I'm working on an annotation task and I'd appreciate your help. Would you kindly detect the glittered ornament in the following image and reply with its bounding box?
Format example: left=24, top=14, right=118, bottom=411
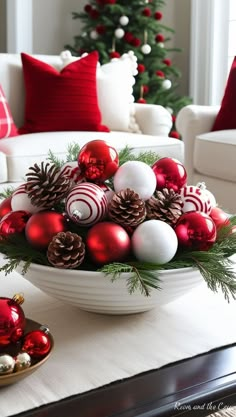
left=86, top=221, right=131, bottom=265
left=25, top=211, right=67, bottom=250
left=14, top=352, right=31, bottom=372
left=0, top=210, right=31, bottom=238
left=0, top=294, right=25, bottom=347
left=113, top=161, right=156, bottom=201
left=78, top=140, right=119, bottom=182
left=179, top=185, right=212, bottom=214
left=66, top=182, right=108, bottom=226
left=0, top=354, right=15, bottom=374
left=22, top=326, right=52, bottom=359
left=210, top=207, right=230, bottom=231
left=152, top=157, right=187, bottom=192
left=132, top=219, right=178, bottom=264
left=0, top=196, right=12, bottom=220
left=175, top=211, right=217, bottom=251
left=11, top=184, right=45, bottom=214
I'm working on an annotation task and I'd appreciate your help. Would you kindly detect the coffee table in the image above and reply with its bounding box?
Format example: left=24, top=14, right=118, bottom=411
left=14, top=342, right=236, bottom=417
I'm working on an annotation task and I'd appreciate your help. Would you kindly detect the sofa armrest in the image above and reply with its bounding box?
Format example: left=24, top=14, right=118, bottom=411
left=0, top=152, right=8, bottom=183
left=134, top=103, right=172, bottom=136
left=176, top=105, right=220, bottom=182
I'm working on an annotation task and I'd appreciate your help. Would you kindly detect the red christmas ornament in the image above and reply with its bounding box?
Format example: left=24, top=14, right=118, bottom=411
left=86, top=221, right=131, bottom=265
left=78, top=139, right=119, bottom=182
left=0, top=210, right=31, bottom=238
left=90, top=9, right=100, bottom=19
left=109, top=51, right=121, bottom=59
left=154, top=11, right=163, bottom=20
left=124, top=32, right=134, bottom=43
left=142, top=7, right=151, bottom=16
left=163, top=58, right=172, bottom=66
left=131, top=38, right=141, bottom=47
left=155, top=33, right=165, bottom=43
left=142, top=85, right=149, bottom=94
left=0, top=196, right=12, bottom=220
left=152, top=157, right=187, bottom=192
left=22, top=327, right=51, bottom=359
left=25, top=211, right=67, bottom=250
left=0, top=294, right=25, bottom=347
left=84, top=4, right=92, bottom=13
left=137, top=63, right=146, bottom=73
left=175, top=211, right=217, bottom=251
left=96, top=24, right=106, bottom=35
left=169, top=130, right=180, bottom=139
left=156, top=70, right=165, bottom=78
left=210, top=207, right=230, bottom=231
left=105, top=0, right=116, bottom=3
left=137, top=98, right=147, bottom=104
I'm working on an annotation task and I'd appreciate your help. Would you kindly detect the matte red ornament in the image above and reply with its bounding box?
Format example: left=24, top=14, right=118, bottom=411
left=22, top=327, right=51, bottom=359
left=154, top=11, right=163, bottom=20
left=175, top=211, right=217, bottom=251
left=0, top=196, right=12, bottom=220
left=137, top=98, right=147, bottom=104
left=86, top=221, right=131, bottom=265
left=137, top=63, right=145, bottom=73
left=78, top=139, right=119, bottom=182
left=169, top=131, right=180, bottom=139
left=0, top=210, right=31, bottom=238
left=156, top=70, right=165, bottom=78
left=25, top=211, right=67, bottom=250
left=155, top=33, right=165, bottom=43
left=0, top=294, right=25, bottom=347
left=210, top=207, right=230, bottom=231
left=152, top=157, right=187, bottom=192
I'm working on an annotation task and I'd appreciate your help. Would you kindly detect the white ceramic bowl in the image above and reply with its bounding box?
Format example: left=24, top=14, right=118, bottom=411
left=16, top=263, right=203, bottom=315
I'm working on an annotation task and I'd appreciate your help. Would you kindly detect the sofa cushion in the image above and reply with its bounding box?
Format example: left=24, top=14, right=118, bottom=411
left=194, top=130, right=236, bottom=181
left=19, top=52, right=109, bottom=134
left=211, top=56, right=236, bottom=131
left=0, top=85, right=18, bottom=139
left=0, top=131, right=184, bottom=182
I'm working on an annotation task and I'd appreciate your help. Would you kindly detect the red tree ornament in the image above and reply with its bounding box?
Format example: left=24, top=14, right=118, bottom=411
left=86, top=221, right=131, bottom=265
left=22, top=327, right=52, bottom=359
left=0, top=210, right=31, bottom=238
left=25, top=211, right=67, bottom=250
left=175, top=211, right=217, bottom=251
left=152, top=157, right=187, bottom=192
left=78, top=140, right=119, bottom=182
left=0, top=294, right=25, bottom=347
left=210, top=207, right=230, bottom=231
left=0, top=196, right=12, bottom=220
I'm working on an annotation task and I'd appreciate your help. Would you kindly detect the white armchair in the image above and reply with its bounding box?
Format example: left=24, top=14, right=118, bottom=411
left=176, top=104, right=236, bottom=213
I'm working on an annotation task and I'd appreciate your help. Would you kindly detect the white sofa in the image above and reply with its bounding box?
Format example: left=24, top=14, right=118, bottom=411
left=176, top=104, right=236, bottom=213
left=0, top=53, right=184, bottom=188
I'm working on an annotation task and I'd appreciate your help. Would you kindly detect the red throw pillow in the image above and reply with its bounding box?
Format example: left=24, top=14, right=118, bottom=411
left=19, top=51, right=109, bottom=134
left=0, top=85, right=19, bottom=139
left=211, top=56, right=236, bottom=131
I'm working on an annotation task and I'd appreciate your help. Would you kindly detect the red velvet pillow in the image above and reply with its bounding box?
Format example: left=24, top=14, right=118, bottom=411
left=0, top=85, right=19, bottom=139
left=211, top=56, right=236, bottom=131
left=19, top=51, right=109, bottom=134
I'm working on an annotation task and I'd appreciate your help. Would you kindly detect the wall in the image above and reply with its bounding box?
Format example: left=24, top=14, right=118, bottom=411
left=0, top=0, right=6, bottom=52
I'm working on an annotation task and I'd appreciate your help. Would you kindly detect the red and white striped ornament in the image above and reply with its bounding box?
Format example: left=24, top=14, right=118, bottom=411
left=60, top=161, right=82, bottom=185
left=11, top=184, right=45, bottom=213
left=65, top=182, right=108, bottom=226
left=179, top=185, right=212, bottom=214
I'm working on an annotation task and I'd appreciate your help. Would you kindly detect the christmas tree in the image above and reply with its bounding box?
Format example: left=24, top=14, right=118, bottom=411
left=65, top=0, right=191, bottom=137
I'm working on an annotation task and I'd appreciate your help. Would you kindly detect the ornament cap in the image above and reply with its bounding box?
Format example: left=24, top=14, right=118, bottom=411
left=39, top=325, right=50, bottom=335
left=12, top=293, right=24, bottom=305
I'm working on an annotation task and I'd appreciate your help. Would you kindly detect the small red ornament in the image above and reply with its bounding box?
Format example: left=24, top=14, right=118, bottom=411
left=137, top=98, right=147, bottom=104
left=78, top=139, right=119, bottom=182
left=86, top=221, right=131, bottom=265
left=152, top=157, right=187, bottom=192
left=84, top=4, right=92, bottom=13
left=22, top=326, right=51, bottom=359
left=25, top=211, right=67, bottom=250
left=0, top=210, right=31, bottom=238
left=155, top=33, right=165, bottom=43
left=90, top=9, right=100, bottom=19
left=124, top=32, right=134, bottom=43
left=154, top=11, right=163, bottom=20
left=0, top=196, right=12, bottom=220
left=137, top=63, right=146, bottom=73
left=169, top=130, right=180, bottom=139
left=96, top=24, right=106, bottom=35
left=210, top=207, right=230, bottom=231
left=142, top=85, right=149, bottom=94
left=156, top=70, right=165, bottom=78
left=175, top=211, right=217, bottom=251
left=0, top=294, right=25, bottom=347
left=163, top=58, right=172, bottom=66
left=131, top=38, right=141, bottom=47
left=142, top=7, right=151, bottom=16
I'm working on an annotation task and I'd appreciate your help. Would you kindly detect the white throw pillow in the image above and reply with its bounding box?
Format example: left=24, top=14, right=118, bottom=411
left=60, top=50, right=141, bottom=133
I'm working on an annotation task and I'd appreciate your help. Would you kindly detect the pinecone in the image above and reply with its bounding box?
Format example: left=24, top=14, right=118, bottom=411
left=146, top=188, right=183, bottom=226
left=25, top=162, right=71, bottom=208
left=47, top=231, right=85, bottom=269
left=108, top=188, right=146, bottom=227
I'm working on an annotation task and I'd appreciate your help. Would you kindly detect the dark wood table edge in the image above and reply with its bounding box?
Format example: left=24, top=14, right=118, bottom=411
left=14, top=342, right=236, bottom=417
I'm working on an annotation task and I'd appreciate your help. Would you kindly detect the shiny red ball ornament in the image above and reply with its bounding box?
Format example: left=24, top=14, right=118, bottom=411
left=22, top=327, right=51, bottom=359
left=78, top=140, right=119, bottom=182
left=0, top=210, right=31, bottom=238
left=210, top=207, right=230, bottom=231
left=175, top=211, right=217, bottom=251
left=25, top=211, right=67, bottom=250
left=0, top=196, right=12, bottom=220
left=0, top=294, right=25, bottom=347
left=152, top=157, right=187, bottom=192
left=86, top=221, right=131, bottom=265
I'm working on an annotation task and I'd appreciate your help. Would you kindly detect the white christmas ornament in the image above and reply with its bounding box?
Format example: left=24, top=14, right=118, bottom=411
left=132, top=220, right=178, bottom=264
left=196, top=182, right=217, bottom=208
left=180, top=185, right=213, bottom=214
left=158, top=42, right=164, bottom=48
left=113, top=161, right=156, bottom=201
left=119, top=15, right=129, bottom=26
left=11, top=184, right=45, bottom=213
left=141, top=44, right=152, bottom=54
left=162, top=79, right=172, bottom=89
left=114, top=28, right=125, bottom=39
left=90, top=30, right=98, bottom=40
